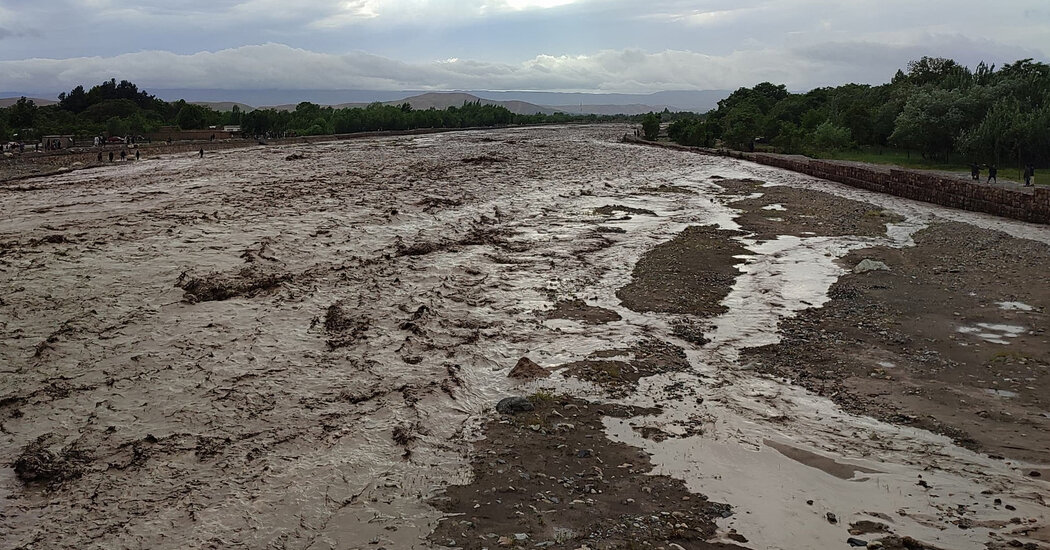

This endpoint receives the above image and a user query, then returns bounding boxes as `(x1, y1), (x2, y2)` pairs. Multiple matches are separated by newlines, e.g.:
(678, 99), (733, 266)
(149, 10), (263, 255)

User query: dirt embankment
(715, 178), (902, 239)
(743, 222), (1050, 464)
(428, 395), (750, 550)
(616, 225), (748, 317)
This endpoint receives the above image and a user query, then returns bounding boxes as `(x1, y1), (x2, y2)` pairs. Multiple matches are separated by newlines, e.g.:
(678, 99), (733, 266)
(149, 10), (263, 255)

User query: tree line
(665, 57), (1050, 167)
(0, 79), (633, 143)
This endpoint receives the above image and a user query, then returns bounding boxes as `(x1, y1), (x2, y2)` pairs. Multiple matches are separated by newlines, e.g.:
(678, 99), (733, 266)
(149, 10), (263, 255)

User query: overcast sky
(1, 0), (1047, 94)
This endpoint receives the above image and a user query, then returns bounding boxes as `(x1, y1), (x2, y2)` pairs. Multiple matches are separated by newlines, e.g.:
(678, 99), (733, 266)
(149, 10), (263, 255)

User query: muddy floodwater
(1, 125), (1048, 550)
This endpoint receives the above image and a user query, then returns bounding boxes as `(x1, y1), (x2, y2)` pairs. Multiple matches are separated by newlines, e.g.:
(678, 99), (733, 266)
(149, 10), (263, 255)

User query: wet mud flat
(743, 221), (1050, 464)
(429, 395), (748, 550)
(1, 125), (1048, 550)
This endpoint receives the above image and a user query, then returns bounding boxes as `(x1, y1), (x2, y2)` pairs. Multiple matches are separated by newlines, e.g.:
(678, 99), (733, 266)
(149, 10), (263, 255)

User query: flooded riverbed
(1, 125), (1046, 549)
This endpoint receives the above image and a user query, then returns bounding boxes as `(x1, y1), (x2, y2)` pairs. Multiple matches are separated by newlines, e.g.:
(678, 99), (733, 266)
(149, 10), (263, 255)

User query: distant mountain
(548, 104), (672, 116)
(190, 101), (254, 112)
(0, 97), (58, 107)
(258, 93), (558, 115)
(147, 89), (729, 114)
(475, 90), (729, 113)
(2, 88), (731, 115)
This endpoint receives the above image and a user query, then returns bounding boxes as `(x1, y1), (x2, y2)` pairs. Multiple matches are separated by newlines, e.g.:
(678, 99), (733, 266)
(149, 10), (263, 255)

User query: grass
(813, 147), (1033, 183)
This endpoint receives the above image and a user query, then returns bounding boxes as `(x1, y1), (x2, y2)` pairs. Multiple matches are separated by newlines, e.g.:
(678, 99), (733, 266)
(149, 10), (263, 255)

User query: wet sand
(1, 125), (1048, 550)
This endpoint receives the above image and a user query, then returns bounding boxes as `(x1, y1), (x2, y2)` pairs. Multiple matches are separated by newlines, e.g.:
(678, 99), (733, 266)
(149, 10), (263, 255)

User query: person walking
(970, 163), (980, 181)
(198, 147), (204, 158)
(1024, 164), (1035, 187)
(987, 164), (997, 184)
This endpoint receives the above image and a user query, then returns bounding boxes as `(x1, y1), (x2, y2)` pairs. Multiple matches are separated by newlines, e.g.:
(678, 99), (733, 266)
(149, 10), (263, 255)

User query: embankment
(625, 136), (1050, 225)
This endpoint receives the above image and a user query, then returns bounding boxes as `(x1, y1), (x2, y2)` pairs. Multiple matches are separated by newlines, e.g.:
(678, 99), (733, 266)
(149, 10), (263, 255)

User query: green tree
(809, 120), (853, 152)
(175, 104), (207, 129)
(641, 113), (660, 140)
(720, 103), (765, 150)
(8, 97), (38, 129)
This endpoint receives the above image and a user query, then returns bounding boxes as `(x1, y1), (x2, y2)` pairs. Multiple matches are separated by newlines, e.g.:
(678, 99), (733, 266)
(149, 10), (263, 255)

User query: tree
(8, 97), (38, 129)
(58, 85), (90, 113)
(809, 120), (853, 152)
(720, 102), (766, 150)
(642, 113), (660, 140)
(175, 104), (207, 130)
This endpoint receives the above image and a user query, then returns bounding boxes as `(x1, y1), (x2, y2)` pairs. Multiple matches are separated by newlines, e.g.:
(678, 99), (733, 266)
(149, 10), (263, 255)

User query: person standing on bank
(1024, 164), (1034, 186)
(198, 148), (204, 158)
(970, 163), (980, 181)
(987, 164), (997, 184)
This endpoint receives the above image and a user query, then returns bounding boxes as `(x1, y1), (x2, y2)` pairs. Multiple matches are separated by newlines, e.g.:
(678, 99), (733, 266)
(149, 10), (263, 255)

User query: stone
(854, 259), (890, 273)
(826, 512), (838, 524)
(847, 538), (868, 547)
(496, 397), (535, 414)
(508, 356), (550, 379)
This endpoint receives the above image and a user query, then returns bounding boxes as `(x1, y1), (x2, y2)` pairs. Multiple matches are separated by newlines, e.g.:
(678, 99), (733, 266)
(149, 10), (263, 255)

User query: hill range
(0, 89), (728, 116)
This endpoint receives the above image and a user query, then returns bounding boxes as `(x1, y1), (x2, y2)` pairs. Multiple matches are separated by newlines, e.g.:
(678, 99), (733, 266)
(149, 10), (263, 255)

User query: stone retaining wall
(625, 136), (1050, 225)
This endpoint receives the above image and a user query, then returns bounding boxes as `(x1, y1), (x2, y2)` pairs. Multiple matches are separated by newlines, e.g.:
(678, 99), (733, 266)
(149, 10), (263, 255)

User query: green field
(810, 147), (1032, 184)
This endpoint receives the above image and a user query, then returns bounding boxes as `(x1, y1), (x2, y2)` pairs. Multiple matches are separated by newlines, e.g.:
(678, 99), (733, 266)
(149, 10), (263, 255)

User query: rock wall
(624, 136), (1050, 225)
(748, 152), (1050, 225)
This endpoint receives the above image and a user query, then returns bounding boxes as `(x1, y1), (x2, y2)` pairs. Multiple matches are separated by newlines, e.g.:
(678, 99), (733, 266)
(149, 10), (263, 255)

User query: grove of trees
(0, 79), (635, 144)
(667, 57), (1050, 167)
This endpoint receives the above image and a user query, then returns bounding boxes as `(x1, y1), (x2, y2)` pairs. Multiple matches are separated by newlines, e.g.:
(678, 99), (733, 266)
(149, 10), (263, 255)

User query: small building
(42, 134), (77, 150)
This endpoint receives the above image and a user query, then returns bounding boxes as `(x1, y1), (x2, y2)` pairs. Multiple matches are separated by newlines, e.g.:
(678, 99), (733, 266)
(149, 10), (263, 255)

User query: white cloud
(0, 42), (832, 93)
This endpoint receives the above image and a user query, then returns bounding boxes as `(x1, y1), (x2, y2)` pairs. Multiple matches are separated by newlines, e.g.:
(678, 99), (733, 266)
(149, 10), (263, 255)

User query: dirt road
(1, 125), (1047, 549)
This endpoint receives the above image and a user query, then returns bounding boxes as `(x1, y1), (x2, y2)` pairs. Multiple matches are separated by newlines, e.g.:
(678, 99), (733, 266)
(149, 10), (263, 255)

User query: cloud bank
(2, 37), (1041, 96)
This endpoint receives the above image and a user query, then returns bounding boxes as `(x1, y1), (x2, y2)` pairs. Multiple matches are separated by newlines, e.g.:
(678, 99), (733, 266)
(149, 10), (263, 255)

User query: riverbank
(2, 125), (1046, 549)
(624, 136), (1050, 225)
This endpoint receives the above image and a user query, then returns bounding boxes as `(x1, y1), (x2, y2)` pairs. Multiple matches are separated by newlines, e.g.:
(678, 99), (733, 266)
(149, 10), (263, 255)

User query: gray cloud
(1, 1), (1048, 93)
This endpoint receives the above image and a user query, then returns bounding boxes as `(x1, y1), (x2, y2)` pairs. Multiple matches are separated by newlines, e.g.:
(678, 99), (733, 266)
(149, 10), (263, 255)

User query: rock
(847, 538), (868, 547)
(508, 356), (550, 379)
(577, 448), (593, 458)
(496, 396), (534, 414)
(826, 512), (838, 524)
(854, 259), (890, 273)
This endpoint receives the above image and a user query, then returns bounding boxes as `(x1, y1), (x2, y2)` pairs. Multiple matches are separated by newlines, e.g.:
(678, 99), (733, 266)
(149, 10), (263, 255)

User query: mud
(1, 124), (1047, 550)
(616, 225), (748, 316)
(544, 299), (623, 325)
(562, 339), (693, 398)
(743, 221), (1050, 463)
(428, 395), (748, 550)
(717, 178), (904, 240)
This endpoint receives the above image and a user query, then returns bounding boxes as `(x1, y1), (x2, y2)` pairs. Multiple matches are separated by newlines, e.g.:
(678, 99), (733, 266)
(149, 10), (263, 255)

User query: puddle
(957, 323), (1026, 344)
(997, 301), (1035, 311)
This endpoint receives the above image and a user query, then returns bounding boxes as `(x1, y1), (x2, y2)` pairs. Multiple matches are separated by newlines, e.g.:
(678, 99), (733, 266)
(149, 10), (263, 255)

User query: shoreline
(623, 136), (1050, 225)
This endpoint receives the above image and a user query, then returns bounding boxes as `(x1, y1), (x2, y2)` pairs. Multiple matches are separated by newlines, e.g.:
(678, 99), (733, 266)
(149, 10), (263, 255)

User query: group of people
(97, 149), (139, 162)
(969, 162), (1037, 186)
(42, 138), (72, 151)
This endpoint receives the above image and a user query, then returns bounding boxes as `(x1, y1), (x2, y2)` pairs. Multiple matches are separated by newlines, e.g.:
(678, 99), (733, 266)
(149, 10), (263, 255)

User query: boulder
(854, 259), (890, 273)
(496, 397), (535, 414)
(508, 356), (550, 379)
